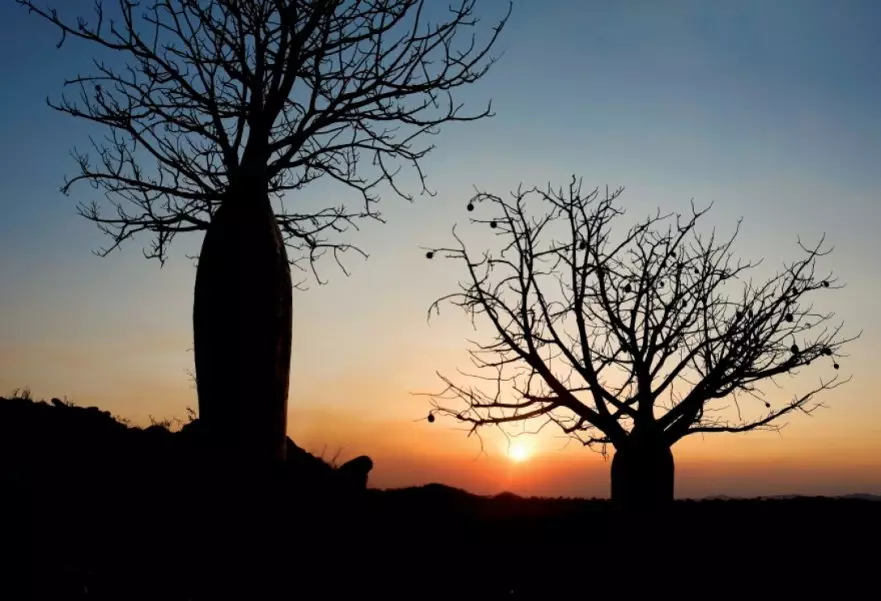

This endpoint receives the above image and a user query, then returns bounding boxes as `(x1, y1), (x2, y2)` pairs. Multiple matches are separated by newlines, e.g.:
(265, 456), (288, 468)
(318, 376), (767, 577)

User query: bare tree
(20, 0), (510, 461)
(420, 176), (859, 510)
(18, 0), (510, 276)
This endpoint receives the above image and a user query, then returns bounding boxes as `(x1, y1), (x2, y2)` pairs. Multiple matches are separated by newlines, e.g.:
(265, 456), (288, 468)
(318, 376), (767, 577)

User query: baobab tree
(421, 177), (858, 511)
(19, 0), (510, 461)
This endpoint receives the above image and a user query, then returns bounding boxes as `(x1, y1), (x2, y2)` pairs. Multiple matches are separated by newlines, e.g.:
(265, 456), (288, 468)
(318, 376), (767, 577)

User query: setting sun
(507, 440), (531, 463)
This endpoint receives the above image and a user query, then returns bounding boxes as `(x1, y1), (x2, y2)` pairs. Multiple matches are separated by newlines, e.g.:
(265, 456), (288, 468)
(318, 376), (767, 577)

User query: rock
(338, 455), (373, 490)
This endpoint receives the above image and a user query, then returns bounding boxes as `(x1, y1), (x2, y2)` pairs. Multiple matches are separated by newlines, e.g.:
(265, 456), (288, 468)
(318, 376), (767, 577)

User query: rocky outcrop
(0, 395), (373, 491)
(0, 394), (376, 599)
(338, 455), (374, 490)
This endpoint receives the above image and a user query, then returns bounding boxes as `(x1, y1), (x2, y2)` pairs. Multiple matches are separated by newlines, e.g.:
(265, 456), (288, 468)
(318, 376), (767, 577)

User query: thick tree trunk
(610, 435), (675, 512)
(192, 184), (293, 463)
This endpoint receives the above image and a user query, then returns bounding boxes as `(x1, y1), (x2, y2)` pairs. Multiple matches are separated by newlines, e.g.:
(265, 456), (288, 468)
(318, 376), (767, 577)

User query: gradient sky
(1, 0), (880, 499)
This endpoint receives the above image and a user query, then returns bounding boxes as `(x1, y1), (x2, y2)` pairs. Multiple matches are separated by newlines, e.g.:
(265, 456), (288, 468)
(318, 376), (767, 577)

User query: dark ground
(2, 396), (879, 600)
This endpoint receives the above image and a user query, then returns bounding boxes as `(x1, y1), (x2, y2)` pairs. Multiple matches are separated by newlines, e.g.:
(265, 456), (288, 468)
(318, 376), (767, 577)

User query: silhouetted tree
(19, 0), (510, 462)
(421, 177), (859, 511)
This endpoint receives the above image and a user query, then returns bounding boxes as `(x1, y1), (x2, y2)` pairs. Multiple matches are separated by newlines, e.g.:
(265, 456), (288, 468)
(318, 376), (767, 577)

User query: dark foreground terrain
(2, 395), (879, 600)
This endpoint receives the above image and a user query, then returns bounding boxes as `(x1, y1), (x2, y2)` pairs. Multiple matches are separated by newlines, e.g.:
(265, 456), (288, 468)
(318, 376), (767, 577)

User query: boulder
(338, 455), (373, 490)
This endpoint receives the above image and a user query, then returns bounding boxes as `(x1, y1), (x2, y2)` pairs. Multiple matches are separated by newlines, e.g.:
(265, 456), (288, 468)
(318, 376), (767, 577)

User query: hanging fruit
(765, 402), (771, 408)
(579, 240), (587, 250)
(427, 412), (436, 423)
(624, 283), (632, 293)
(822, 280), (829, 288)
(833, 363), (840, 370)
(425, 251), (434, 259)
(490, 220), (497, 229)
(467, 202), (475, 212)
(785, 313), (794, 322)
(791, 344), (800, 354)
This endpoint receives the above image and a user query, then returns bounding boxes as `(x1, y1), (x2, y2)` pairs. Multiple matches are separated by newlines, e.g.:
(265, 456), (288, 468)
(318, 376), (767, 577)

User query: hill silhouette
(2, 395), (879, 599)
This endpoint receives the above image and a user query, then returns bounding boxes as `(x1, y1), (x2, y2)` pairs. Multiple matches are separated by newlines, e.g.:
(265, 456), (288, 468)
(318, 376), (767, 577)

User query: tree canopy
(421, 177), (859, 455)
(19, 0), (510, 280)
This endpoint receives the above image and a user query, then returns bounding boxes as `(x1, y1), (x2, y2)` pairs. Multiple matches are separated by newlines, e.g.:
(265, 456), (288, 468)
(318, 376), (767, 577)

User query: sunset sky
(1, 0), (880, 499)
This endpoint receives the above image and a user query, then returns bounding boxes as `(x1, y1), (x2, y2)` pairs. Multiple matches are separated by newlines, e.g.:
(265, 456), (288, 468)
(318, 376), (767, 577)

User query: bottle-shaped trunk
(192, 183), (293, 463)
(610, 431), (675, 512)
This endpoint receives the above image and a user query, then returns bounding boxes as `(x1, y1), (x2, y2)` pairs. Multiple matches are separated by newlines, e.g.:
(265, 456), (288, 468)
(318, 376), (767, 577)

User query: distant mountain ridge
(380, 483), (881, 503)
(700, 492), (881, 502)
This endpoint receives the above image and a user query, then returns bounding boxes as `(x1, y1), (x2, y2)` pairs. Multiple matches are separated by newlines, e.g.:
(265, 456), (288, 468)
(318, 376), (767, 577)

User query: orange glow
(3, 283), (880, 500)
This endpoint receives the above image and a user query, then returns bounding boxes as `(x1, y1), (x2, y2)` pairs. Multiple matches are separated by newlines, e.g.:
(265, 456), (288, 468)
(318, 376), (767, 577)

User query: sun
(507, 440), (531, 463)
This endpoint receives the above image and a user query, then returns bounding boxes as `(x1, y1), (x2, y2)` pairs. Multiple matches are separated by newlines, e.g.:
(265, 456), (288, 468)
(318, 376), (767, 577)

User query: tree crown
(20, 0), (510, 280)
(419, 176), (859, 454)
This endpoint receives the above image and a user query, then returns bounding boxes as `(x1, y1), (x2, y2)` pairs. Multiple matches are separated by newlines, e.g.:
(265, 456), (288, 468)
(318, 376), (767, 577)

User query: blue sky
(1, 0), (879, 497)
